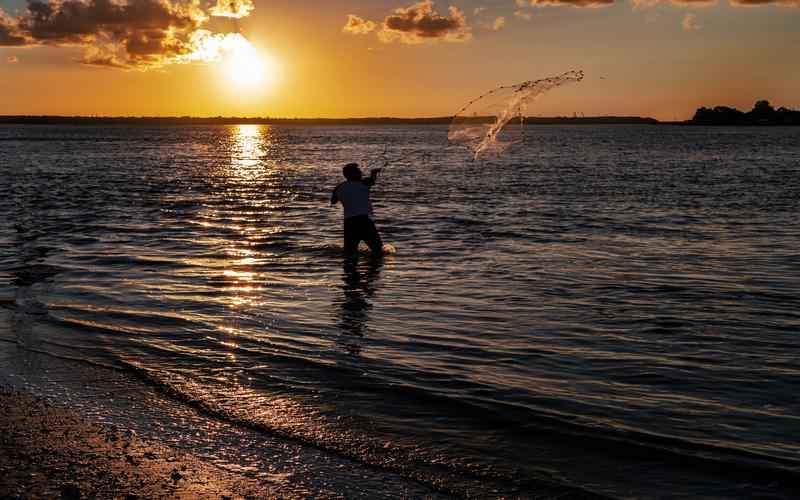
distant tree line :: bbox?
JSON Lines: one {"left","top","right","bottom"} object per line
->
{"left": 692, "top": 100, "right": 799, "bottom": 125}
{"left": 0, "top": 115, "right": 659, "bottom": 126}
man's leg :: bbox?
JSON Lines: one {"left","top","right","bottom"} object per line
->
{"left": 362, "top": 218, "right": 384, "bottom": 256}
{"left": 343, "top": 218, "right": 359, "bottom": 255}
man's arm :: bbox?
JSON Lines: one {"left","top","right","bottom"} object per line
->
{"left": 331, "top": 184, "right": 340, "bottom": 205}
{"left": 363, "top": 168, "right": 381, "bottom": 187}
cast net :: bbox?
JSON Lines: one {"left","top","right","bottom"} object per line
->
{"left": 448, "top": 70, "right": 584, "bottom": 159}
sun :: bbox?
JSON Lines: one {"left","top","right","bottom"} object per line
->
{"left": 184, "top": 31, "right": 279, "bottom": 89}
{"left": 227, "top": 46, "right": 263, "bottom": 85}
{"left": 223, "top": 42, "right": 278, "bottom": 88}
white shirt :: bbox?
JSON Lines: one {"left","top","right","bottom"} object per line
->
{"left": 334, "top": 180, "right": 374, "bottom": 219}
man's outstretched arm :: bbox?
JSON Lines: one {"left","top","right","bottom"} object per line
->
{"left": 330, "top": 186, "right": 339, "bottom": 205}
{"left": 364, "top": 168, "right": 381, "bottom": 187}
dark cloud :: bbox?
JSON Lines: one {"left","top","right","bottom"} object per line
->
{"left": 0, "top": 9, "right": 28, "bottom": 45}
{"left": 0, "top": 28, "right": 25, "bottom": 46}
{"left": 0, "top": 0, "right": 258, "bottom": 69}
{"left": 379, "top": 1, "right": 471, "bottom": 43}
{"left": 209, "top": 0, "right": 254, "bottom": 19}
{"left": 20, "top": 0, "right": 200, "bottom": 49}
{"left": 517, "top": 0, "right": 615, "bottom": 7}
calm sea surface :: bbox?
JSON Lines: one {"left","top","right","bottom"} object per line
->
{"left": 1, "top": 124, "right": 798, "bottom": 498}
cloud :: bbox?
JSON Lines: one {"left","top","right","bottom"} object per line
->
{"left": 21, "top": 0, "right": 203, "bottom": 43}
{"left": 343, "top": 14, "right": 376, "bottom": 35}
{"left": 18, "top": 0, "right": 207, "bottom": 68}
{"left": 7, "top": 55, "right": 19, "bottom": 63}
{"left": 516, "top": 0, "right": 615, "bottom": 7}
{"left": 514, "top": 9, "right": 534, "bottom": 19}
{"left": 682, "top": 12, "right": 701, "bottom": 29}
{"left": 0, "top": 9, "right": 28, "bottom": 46}
{"left": 473, "top": 6, "right": 487, "bottom": 15}
{"left": 209, "top": 0, "right": 254, "bottom": 19}
{"left": 631, "top": 0, "right": 800, "bottom": 7}
{"left": 729, "top": 0, "right": 800, "bottom": 5}
{"left": 478, "top": 14, "right": 507, "bottom": 31}
{"left": 671, "top": 0, "right": 717, "bottom": 7}
{"left": 630, "top": 0, "right": 661, "bottom": 8}
{"left": 378, "top": 1, "right": 471, "bottom": 44}
{"left": 0, "top": 0, "right": 261, "bottom": 69}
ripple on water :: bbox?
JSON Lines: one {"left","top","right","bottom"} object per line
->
{"left": 1, "top": 124, "right": 799, "bottom": 499}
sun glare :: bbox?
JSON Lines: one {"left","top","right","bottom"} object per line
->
{"left": 185, "top": 31, "right": 278, "bottom": 89}
{"left": 227, "top": 45, "right": 265, "bottom": 86}
{"left": 223, "top": 42, "right": 278, "bottom": 88}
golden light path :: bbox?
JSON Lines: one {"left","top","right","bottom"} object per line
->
{"left": 231, "top": 124, "right": 266, "bottom": 175}
{"left": 218, "top": 124, "right": 271, "bottom": 355}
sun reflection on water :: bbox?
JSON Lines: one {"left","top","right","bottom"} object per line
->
{"left": 214, "top": 124, "right": 277, "bottom": 359}
{"left": 230, "top": 124, "right": 271, "bottom": 178}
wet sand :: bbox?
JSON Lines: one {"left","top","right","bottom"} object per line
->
{"left": 0, "top": 388, "right": 270, "bottom": 500}
{"left": 0, "top": 330, "right": 456, "bottom": 500}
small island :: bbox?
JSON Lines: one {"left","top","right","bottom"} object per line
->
{"left": 690, "top": 100, "right": 799, "bottom": 126}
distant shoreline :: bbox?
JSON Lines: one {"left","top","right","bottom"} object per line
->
{"left": 0, "top": 115, "right": 660, "bottom": 126}
{"left": 2, "top": 115, "right": 797, "bottom": 126}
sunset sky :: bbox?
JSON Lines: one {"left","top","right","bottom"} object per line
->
{"left": 1, "top": 0, "right": 798, "bottom": 120}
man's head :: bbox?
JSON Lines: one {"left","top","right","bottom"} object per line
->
{"left": 343, "top": 163, "right": 362, "bottom": 181}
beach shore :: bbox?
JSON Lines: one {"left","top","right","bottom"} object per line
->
{"left": 0, "top": 387, "right": 270, "bottom": 500}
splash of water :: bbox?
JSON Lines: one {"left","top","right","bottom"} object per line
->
{"left": 448, "top": 70, "right": 584, "bottom": 160}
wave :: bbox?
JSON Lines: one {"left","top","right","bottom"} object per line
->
{"left": 3, "top": 304, "right": 797, "bottom": 499}
{"left": 0, "top": 337, "right": 608, "bottom": 499}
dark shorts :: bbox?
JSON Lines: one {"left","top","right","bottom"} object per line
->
{"left": 343, "top": 215, "right": 383, "bottom": 255}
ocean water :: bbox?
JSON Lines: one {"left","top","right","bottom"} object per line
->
{"left": 1, "top": 124, "right": 798, "bottom": 499}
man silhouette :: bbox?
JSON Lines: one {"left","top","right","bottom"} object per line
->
{"left": 331, "top": 163, "right": 383, "bottom": 256}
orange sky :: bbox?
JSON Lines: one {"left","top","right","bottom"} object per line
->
{"left": 1, "top": 0, "right": 798, "bottom": 120}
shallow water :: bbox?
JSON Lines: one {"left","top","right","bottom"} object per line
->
{"left": 1, "top": 124, "right": 799, "bottom": 498}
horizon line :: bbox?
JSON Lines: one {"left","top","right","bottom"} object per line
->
{"left": 0, "top": 115, "right": 665, "bottom": 124}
